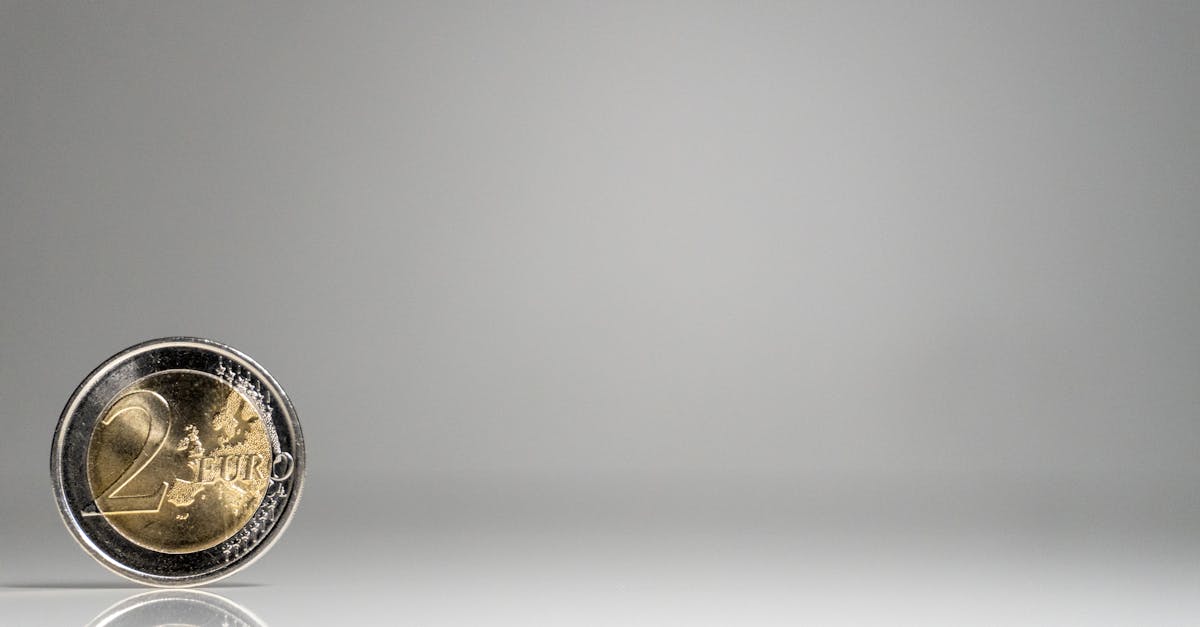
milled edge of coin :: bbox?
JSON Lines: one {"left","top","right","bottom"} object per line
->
{"left": 51, "top": 337, "right": 306, "bottom": 587}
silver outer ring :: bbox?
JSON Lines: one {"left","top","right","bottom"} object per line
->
{"left": 50, "top": 337, "right": 306, "bottom": 587}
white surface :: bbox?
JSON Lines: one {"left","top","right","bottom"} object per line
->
{"left": 5, "top": 531, "right": 1199, "bottom": 626}
{"left": 5, "top": 482, "right": 1200, "bottom": 625}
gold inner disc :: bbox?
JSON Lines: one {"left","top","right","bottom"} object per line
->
{"left": 86, "top": 371, "right": 272, "bottom": 554}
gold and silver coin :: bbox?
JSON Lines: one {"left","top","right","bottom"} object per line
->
{"left": 51, "top": 338, "right": 305, "bottom": 586}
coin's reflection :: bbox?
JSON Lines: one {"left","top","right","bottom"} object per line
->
{"left": 87, "top": 589, "right": 266, "bottom": 627}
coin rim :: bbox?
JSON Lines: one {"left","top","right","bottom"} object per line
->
{"left": 51, "top": 337, "right": 305, "bottom": 587}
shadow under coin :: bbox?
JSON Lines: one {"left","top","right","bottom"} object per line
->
{"left": 87, "top": 589, "right": 266, "bottom": 627}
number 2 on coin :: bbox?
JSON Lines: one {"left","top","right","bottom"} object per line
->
{"left": 81, "top": 390, "right": 172, "bottom": 517}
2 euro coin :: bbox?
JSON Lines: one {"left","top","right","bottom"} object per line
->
{"left": 51, "top": 338, "right": 305, "bottom": 586}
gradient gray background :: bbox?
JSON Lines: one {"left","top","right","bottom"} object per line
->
{"left": 2, "top": 2, "right": 1198, "bottom": 624}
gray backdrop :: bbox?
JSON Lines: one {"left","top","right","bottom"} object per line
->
{"left": 2, "top": 2, "right": 1198, "bottom": 625}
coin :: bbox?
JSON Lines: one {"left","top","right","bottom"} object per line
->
{"left": 51, "top": 338, "right": 305, "bottom": 586}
